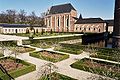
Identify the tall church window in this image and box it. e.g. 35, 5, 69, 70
67, 16, 69, 27
49, 18, 51, 26
58, 17, 59, 27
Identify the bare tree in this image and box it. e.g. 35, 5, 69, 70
6, 10, 16, 23
37, 63, 58, 80
18, 9, 27, 24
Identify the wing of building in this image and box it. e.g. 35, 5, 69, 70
0, 24, 46, 34
74, 14, 108, 33
45, 3, 77, 32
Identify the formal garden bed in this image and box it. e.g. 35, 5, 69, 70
0, 57, 36, 80
23, 36, 82, 49
70, 58, 120, 79
60, 43, 120, 62
39, 72, 77, 80
9, 46, 35, 53
29, 50, 69, 62
55, 46, 83, 55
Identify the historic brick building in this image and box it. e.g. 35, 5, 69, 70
45, 3, 77, 32
74, 14, 107, 33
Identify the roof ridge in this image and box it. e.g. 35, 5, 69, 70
51, 3, 71, 7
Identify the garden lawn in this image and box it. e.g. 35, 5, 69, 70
39, 72, 77, 80
71, 58, 120, 79
30, 50, 69, 63
0, 57, 36, 80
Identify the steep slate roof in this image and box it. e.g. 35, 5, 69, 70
49, 3, 76, 14
75, 18, 105, 24
104, 20, 114, 26
0, 24, 29, 28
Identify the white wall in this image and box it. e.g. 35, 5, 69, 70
3, 28, 26, 33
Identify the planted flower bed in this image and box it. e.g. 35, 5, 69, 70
39, 72, 77, 80
90, 48, 120, 62
71, 58, 120, 79
60, 43, 120, 62
10, 46, 35, 53
55, 47, 83, 55
0, 57, 36, 80
30, 50, 69, 62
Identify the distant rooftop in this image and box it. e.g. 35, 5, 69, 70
104, 20, 114, 26
0, 24, 29, 28
75, 18, 105, 24
0, 24, 46, 28
49, 3, 76, 14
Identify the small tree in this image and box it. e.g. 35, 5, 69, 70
37, 63, 58, 80
9, 46, 21, 68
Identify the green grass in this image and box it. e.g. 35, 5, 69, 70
29, 50, 69, 63
70, 58, 120, 79
0, 57, 36, 80
39, 72, 77, 80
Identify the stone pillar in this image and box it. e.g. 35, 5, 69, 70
113, 0, 120, 48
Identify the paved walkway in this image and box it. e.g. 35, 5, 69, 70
34, 34, 83, 40
3, 44, 113, 80
0, 34, 28, 41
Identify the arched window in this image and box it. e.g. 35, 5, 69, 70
89, 28, 90, 30
76, 28, 77, 30
94, 28, 95, 31
80, 28, 81, 30
99, 29, 100, 32
84, 28, 86, 31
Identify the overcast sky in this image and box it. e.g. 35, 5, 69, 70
0, 0, 115, 19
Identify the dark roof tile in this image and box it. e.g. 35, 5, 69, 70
75, 18, 105, 24
49, 3, 76, 14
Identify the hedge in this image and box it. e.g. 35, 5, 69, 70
70, 58, 120, 79
0, 57, 36, 80
30, 51, 69, 63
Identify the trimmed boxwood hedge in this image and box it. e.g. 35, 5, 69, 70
0, 57, 36, 80
70, 58, 120, 79
30, 50, 69, 63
